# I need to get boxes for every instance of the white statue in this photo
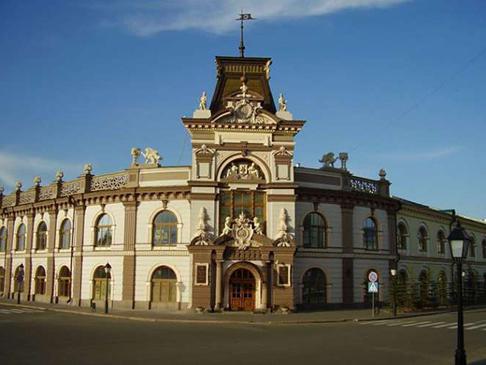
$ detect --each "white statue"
[142,147,162,165]
[278,93,287,112]
[222,216,233,236]
[275,208,293,247]
[248,163,260,179]
[55,170,64,182]
[131,147,141,165]
[83,163,93,175]
[199,92,207,110]
[253,217,263,235]
[193,207,213,245]
[226,163,238,178]
[33,176,41,187]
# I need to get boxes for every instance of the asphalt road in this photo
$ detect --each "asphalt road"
[0,305,485,365]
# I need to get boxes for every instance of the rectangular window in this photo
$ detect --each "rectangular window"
[195,264,209,286]
[277,264,291,287]
[218,190,266,234]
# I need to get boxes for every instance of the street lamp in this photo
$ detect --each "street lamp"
[16,263,24,305]
[390,268,397,317]
[448,221,470,365]
[104,263,111,314]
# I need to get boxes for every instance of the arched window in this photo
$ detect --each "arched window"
[58,266,71,298]
[95,214,113,247]
[0,227,6,252]
[469,236,476,258]
[37,222,48,250]
[482,239,486,259]
[363,217,378,250]
[35,266,46,295]
[397,222,408,250]
[437,271,448,306]
[151,266,177,303]
[302,268,326,305]
[92,265,111,301]
[0,267,5,294]
[437,230,446,255]
[60,219,71,250]
[13,265,24,292]
[418,270,429,307]
[16,224,26,251]
[418,227,428,252]
[397,269,408,306]
[152,211,178,246]
[303,213,326,248]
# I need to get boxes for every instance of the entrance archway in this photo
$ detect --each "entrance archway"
[229,268,256,311]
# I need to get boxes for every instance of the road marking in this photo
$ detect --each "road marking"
[402,321,431,327]
[386,321,418,327]
[371,320,392,326]
[417,321,446,328]
[466,323,486,330]
[448,323,477,330]
[432,322,456,328]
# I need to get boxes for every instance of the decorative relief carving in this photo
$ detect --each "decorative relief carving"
[350,177,378,194]
[90,174,129,192]
[19,191,34,205]
[60,181,81,197]
[39,187,55,200]
[219,212,263,250]
[273,146,293,160]
[222,159,264,182]
[195,144,215,158]
[274,208,294,247]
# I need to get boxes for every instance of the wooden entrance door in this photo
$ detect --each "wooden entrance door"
[230,269,255,311]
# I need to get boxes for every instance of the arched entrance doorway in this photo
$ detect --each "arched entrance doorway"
[302,268,327,307]
[229,268,255,311]
[150,266,178,309]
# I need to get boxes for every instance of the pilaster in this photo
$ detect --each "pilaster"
[72,203,86,306]
[24,212,34,300]
[46,207,57,303]
[4,218,14,297]
[121,200,138,308]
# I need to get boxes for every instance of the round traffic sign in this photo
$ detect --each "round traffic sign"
[368,271,378,283]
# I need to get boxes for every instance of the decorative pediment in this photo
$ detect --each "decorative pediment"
[221,159,265,182]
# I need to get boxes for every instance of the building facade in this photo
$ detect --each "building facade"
[0,55,485,311]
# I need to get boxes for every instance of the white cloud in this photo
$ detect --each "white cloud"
[91,0,409,36]
[0,151,82,193]
[379,146,462,162]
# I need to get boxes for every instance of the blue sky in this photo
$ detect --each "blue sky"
[0,0,485,219]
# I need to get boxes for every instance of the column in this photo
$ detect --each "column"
[215,260,222,310]
[24,213,34,301]
[72,203,85,306]
[261,281,267,310]
[46,208,57,303]
[122,200,137,309]
[266,260,273,309]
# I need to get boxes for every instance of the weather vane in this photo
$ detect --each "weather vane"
[236,12,254,58]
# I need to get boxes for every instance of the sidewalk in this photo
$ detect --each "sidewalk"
[1,299,483,325]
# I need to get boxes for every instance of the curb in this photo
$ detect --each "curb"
[1,301,484,326]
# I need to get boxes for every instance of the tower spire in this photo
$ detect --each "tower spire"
[236,12,254,57]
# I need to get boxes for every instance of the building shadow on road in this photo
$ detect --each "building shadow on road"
[470,360,486,365]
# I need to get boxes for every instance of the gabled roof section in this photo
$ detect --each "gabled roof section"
[210,56,276,114]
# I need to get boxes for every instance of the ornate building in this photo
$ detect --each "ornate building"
[0,54,485,311]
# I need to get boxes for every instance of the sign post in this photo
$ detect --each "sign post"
[368,271,379,317]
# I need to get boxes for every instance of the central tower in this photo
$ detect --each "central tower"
[183,55,304,311]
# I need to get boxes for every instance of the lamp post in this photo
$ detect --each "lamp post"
[16,263,24,305]
[390,268,397,317]
[104,263,111,314]
[448,221,470,365]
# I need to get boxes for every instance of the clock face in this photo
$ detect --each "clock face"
[235,103,253,121]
